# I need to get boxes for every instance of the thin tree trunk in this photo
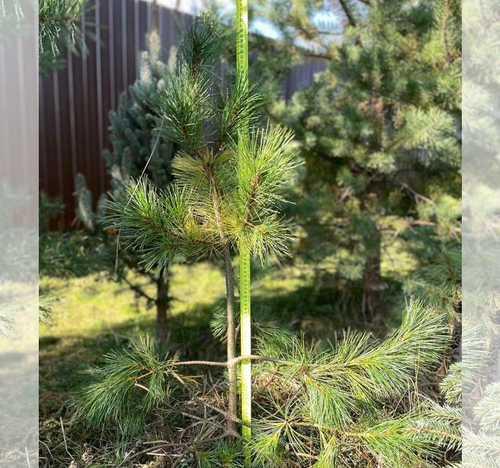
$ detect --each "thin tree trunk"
[338,0,357,27]
[156,266,169,348]
[223,247,238,437]
[362,223,385,321]
[206,159,239,437]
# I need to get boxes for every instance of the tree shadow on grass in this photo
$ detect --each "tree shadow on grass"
[39,281,402,466]
[40,307,222,395]
[252,282,396,338]
[40,281,389,405]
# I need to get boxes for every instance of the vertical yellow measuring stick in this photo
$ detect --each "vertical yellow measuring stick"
[235,0,252,463]
[239,245,252,448]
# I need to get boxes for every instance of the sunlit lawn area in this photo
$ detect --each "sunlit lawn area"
[41,262,225,395]
[39,233,396,466]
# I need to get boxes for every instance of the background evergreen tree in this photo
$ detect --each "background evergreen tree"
[460,0,500,464]
[248,0,461,324]
[75,30,176,347]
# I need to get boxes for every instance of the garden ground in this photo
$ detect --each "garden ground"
[40,232,372,466]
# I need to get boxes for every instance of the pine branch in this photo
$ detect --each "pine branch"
[218,77,263,149]
[156,66,213,153]
[234,124,298,225]
[77,336,175,436]
[347,413,439,466]
[180,13,225,73]
[39,0,87,72]
[338,0,357,27]
[105,179,219,269]
[256,300,450,416]
[121,276,156,304]
[172,354,274,367]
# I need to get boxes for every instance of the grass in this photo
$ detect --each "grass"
[39,232,389,466]
[39,229,231,466]
[39,234,309,465]
[40,262,225,398]
[41,263,225,339]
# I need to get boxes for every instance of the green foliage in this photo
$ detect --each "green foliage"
[108,180,211,268]
[253,0,461,319]
[179,13,226,71]
[74,292,460,465]
[75,31,175,227]
[40,230,111,279]
[218,77,263,146]
[40,193,112,281]
[108,121,297,267]
[153,16,259,153]
[106,16,299,270]
[440,362,462,406]
[39,192,64,233]
[39,0,86,73]
[73,31,178,344]
[64,5,466,466]
[403,242,461,322]
[250,302,460,467]
[198,440,244,467]
[259,301,449,408]
[157,65,213,152]
[233,125,299,258]
[104,31,174,191]
[77,335,176,437]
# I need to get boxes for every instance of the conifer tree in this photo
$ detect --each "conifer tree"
[77,8,462,466]
[254,0,461,320]
[75,30,176,347]
[106,14,297,437]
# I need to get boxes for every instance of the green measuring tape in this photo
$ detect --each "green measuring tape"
[236,0,249,86]
[235,0,251,462]
[239,245,252,449]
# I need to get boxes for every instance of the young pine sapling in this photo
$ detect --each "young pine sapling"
[107,15,298,439]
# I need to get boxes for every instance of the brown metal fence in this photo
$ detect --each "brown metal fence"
[39,0,325,228]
